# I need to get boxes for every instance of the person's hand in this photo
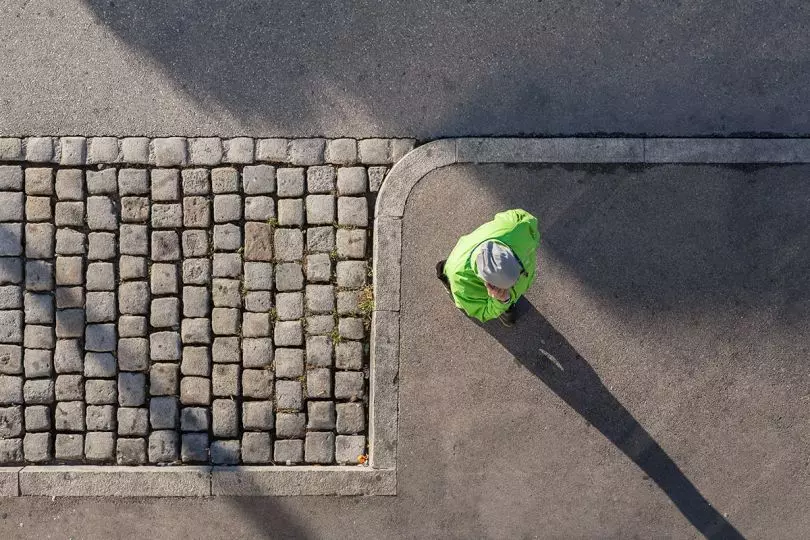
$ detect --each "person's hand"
[485,283,510,302]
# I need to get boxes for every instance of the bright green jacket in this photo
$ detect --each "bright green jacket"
[444,209,540,322]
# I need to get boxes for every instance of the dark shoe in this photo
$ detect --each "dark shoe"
[498,305,518,327]
[436,260,451,295]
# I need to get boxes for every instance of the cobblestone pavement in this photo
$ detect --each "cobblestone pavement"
[0,136,413,466]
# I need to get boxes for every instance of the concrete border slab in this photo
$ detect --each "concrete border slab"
[211,466,395,496]
[19,466,211,497]
[0,468,21,496]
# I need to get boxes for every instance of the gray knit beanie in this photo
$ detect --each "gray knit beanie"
[475,241,521,289]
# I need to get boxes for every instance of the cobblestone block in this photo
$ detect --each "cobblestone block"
[391,138,416,161]
[149,331,181,361]
[305,227,334,254]
[242,338,272,368]
[242,432,271,463]
[338,197,368,227]
[85,431,115,461]
[54,201,83,226]
[270,229,299,262]
[335,435,366,464]
[87,196,117,231]
[0,438,22,463]
[118,169,149,195]
[0,138,22,160]
[25,324,55,349]
[182,318,212,345]
[181,432,209,463]
[275,412,305,439]
[338,318,365,341]
[24,292,53,324]
[305,432,334,464]
[25,168,54,195]
[358,138,390,164]
[212,308,240,336]
[150,169,181,200]
[85,379,115,404]
[274,439,303,464]
[183,258,211,285]
[210,439,240,465]
[337,167,367,194]
[121,197,149,223]
[181,407,209,432]
[275,380,302,410]
[149,396,179,430]
[306,369,331,399]
[117,225,147,258]
[183,286,210,318]
[335,341,364,370]
[86,291,116,323]
[256,138,288,162]
[336,228,367,259]
[211,167,239,193]
[86,169,117,194]
[307,401,335,430]
[121,137,150,164]
[276,168,304,197]
[119,255,147,280]
[244,196,275,221]
[212,399,238,437]
[305,254,331,283]
[55,401,84,431]
[153,137,188,167]
[148,430,179,463]
[55,433,84,461]
[244,291,272,312]
[274,321,302,347]
[0,192,23,222]
[368,167,388,193]
[182,230,209,258]
[83,352,116,378]
[116,437,146,465]
[212,279,241,308]
[306,285,335,314]
[334,371,364,401]
[0,223,22,256]
[189,137,223,166]
[245,222,274,261]
[150,363,179,396]
[56,286,83,308]
[276,292,303,321]
[118,316,147,338]
[306,194,335,224]
[181,169,210,195]
[278,199,304,226]
[243,369,273,399]
[325,138,357,165]
[151,204,183,229]
[306,164,336,193]
[54,340,82,374]
[117,337,149,372]
[242,401,274,430]
[118,407,148,436]
[290,139,325,166]
[25,223,54,258]
[0,345,22,374]
[85,262,115,291]
[212,364,239,397]
[306,336,333,368]
[0,406,22,437]
[213,194,241,223]
[213,337,241,364]
[183,196,211,228]
[225,137,255,164]
[86,405,116,431]
[336,290,362,315]
[242,164,275,194]
[150,264,178,295]
[242,312,270,337]
[213,224,241,251]
[118,372,146,406]
[25,196,51,221]
[180,376,211,406]
[119,281,149,314]
[0,166,23,190]
[181,347,210,377]
[213,252,241,278]
[273,348,303,379]
[23,349,52,377]
[24,432,52,462]
[336,261,367,288]
[21,138,48,162]
[150,297,179,328]
[336,402,365,434]
[244,262,273,290]
[59,137,87,165]
[0,311,23,344]
[88,232,116,260]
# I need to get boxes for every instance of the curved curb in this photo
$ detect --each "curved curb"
[368,136,810,475]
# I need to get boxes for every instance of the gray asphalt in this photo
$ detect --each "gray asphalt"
[1,0,809,137]
[1,163,807,539]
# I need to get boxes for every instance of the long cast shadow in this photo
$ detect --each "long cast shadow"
[480,298,744,540]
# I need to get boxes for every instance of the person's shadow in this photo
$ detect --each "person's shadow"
[478,298,745,540]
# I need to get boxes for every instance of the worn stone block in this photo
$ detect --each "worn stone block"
[54,340,82,374]
[212,399,238,437]
[23,349,52,378]
[86,262,116,291]
[121,137,150,164]
[24,292,53,324]
[338,317,365,341]
[182,286,210,318]
[242,401,274,431]
[278,199,304,226]
[306,194,335,225]
[244,196,275,221]
[86,405,116,431]
[213,223,241,251]
[275,168,304,198]
[55,256,83,286]
[306,336,333,368]
[55,401,85,432]
[212,337,241,364]
[242,338,272,368]
[306,226,335,254]
[335,435,366,464]
[150,263,178,294]
[337,197,368,227]
[119,224,148,256]
[0,223,22,256]
[25,195,51,221]
[307,401,336,430]
[180,377,211,406]
[336,261,367,288]
[118,407,148,436]
[85,431,115,461]
[25,223,54,258]
[241,312,270,338]
[181,407,209,432]
[306,368,332,399]
[390,138,415,160]
[189,137,223,166]
[211,167,239,193]
[24,324,55,349]
[85,379,116,404]
[305,432,335,464]
[86,168,117,194]
[275,380,302,410]
[118,372,146,407]
[150,297,180,328]
[274,439,304,464]
[336,402,365,434]
[148,430,179,463]
[337,167,367,195]
[0,258,22,286]
[212,279,240,308]
[150,363,179,396]
[118,169,149,195]
[210,440,240,465]
[305,254,332,284]
[276,292,303,321]
[118,316,147,338]
[213,194,241,223]
[336,290,363,315]
[274,348,304,379]
[183,258,211,285]
[241,263,271,292]
[306,284,335,314]
[119,255,147,280]
[181,433,209,463]
[54,201,83,227]
[58,137,86,165]
[225,137,254,164]
[0,138,22,161]
[25,168,54,195]
[290,139,325,166]
[358,138,390,164]
[121,196,149,223]
[87,196,117,230]
[0,311,23,344]
[244,291,272,312]
[55,286,83,309]
[181,318,211,345]
[87,232,116,260]
[244,222,274,261]
[181,169,210,195]
[336,228,367,259]
[149,396,179,430]
[0,192,23,222]
[181,346,210,377]
[153,137,188,167]
[243,369,273,399]
[119,281,149,315]
[212,308,240,336]
[0,345,22,375]
[212,364,239,397]
[275,412,306,439]
[55,433,84,461]
[334,371,364,401]
[86,291,116,323]
[151,204,183,229]
[274,321,302,347]
[0,438,22,463]
[116,437,147,465]
[325,138,357,165]
[335,340,363,370]
[256,138,288,162]
[0,166,23,190]
[242,164,275,194]
[242,432,271,464]
[0,406,23,437]
[84,352,116,378]
[24,432,52,462]
[149,331,181,361]
[183,196,210,228]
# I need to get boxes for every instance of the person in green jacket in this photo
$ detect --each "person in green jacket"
[436,209,540,326]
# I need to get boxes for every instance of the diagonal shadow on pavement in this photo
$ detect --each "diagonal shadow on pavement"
[480,298,745,540]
